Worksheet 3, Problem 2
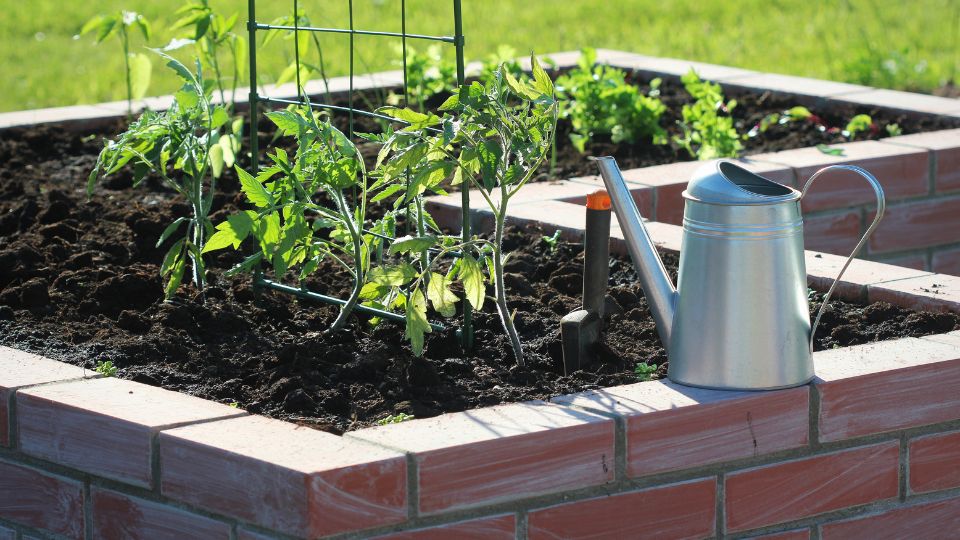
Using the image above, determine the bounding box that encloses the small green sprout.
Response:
[94,360,118,377]
[542,230,562,253]
[843,114,874,139]
[376,413,414,425]
[634,361,657,381]
[886,123,903,137]
[228,401,239,408]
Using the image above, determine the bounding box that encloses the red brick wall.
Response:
[3,330,960,539]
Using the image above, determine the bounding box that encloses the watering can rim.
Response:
[682,160,801,206]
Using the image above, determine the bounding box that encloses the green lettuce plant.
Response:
[79,11,153,117]
[556,48,667,152]
[675,69,743,160]
[89,53,231,299]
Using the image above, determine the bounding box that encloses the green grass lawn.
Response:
[1,0,958,112]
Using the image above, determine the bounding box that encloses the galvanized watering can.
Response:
[595,157,886,390]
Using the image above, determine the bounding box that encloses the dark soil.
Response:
[1,79,959,434]
[293,72,960,181]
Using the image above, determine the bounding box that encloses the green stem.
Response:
[493,207,524,366]
[208,39,227,109]
[121,28,132,118]
[329,189,363,332]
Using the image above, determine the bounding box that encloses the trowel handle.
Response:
[801,165,886,350]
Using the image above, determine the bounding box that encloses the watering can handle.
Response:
[801,165,886,350]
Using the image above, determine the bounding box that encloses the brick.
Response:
[602,51,757,81]
[0,346,91,447]
[160,415,407,538]
[348,400,614,514]
[553,381,809,477]
[835,88,960,116]
[566,173,655,217]
[92,488,230,539]
[725,442,899,532]
[373,514,516,539]
[932,247,960,275]
[0,460,84,539]
[236,528,280,540]
[881,128,960,193]
[909,430,960,494]
[803,210,862,255]
[869,197,960,253]
[868,273,960,312]
[527,478,716,540]
[752,141,929,212]
[804,250,931,302]
[820,497,960,539]
[608,219,684,257]
[815,337,960,441]
[655,180,687,225]
[874,253,927,272]
[503,200,589,241]
[17,377,244,488]
[747,529,811,540]
[729,73,870,104]
[724,73,869,101]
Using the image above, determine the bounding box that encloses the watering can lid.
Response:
[684,160,800,205]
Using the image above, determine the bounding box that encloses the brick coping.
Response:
[3,48,959,129]
[3,50,960,539]
[3,332,960,538]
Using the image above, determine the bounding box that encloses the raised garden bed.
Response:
[1,54,959,432]
[3,50,960,539]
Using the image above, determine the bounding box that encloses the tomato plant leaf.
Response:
[388,235,438,255]
[458,253,486,310]
[531,55,554,96]
[368,263,417,286]
[427,272,458,317]
[129,53,152,101]
[236,166,273,208]
[156,217,187,248]
[405,289,432,356]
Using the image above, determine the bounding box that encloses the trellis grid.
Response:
[245,0,473,348]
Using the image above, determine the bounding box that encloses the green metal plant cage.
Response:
[245,0,474,347]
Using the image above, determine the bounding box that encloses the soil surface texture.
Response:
[1,80,959,433]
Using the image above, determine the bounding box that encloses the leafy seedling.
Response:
[634,361,657,381]
[557,48,667,153]
[843,114,874,139]
[94,360,118,377]
[387,44,457,112]
[79,11,152,117]
[263,10,333,103]
[542,230,562,253]
[816,144,845,156]
[166,0,246,110]
[376,413,414,425]
[675,69,743,160]
[89,52,230,299]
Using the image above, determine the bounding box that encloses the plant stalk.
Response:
[493,208,524,366]
[121,28,132,118]
[329,189,363,332]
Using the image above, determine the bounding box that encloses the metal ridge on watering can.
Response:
[594,157,886,391]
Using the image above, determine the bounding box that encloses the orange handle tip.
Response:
[586,190,611,211]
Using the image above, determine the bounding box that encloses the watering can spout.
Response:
[593,156,677,349]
